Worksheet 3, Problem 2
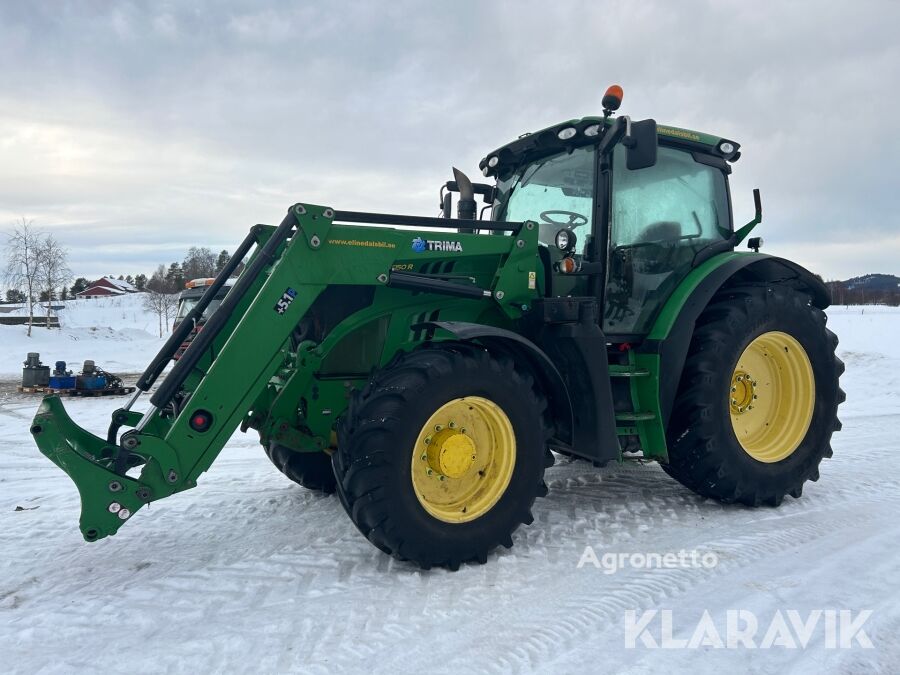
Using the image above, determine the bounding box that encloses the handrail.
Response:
[333,210,521,233]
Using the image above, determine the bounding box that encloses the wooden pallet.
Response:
[18,386,136,397]
[18,386,66,394]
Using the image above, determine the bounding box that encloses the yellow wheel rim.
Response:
[729,331,815,463]
[410,396,516,523]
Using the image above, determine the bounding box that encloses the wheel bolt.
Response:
[426,469,433,475]
[424,436,431,445]
[439,475,445,481]
[460,428,467,434]
[421,454,427,461]
[731,386,736,393]
[731,398,737,405]
[753,394,758,400]
[434,425,442,431]
[449,422,456,429]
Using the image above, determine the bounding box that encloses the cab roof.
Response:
[478,115,740,181]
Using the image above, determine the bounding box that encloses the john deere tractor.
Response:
[31,86,843,569]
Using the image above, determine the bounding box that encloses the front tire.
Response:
[334,344,552,570]
[664,285,845,506]
[265,444,337,494]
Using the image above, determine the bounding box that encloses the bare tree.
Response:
[38,234,71,327]
[142,288,180,337]
[143,264,180,337]
[182,246,217,281]
[4,218,43,336]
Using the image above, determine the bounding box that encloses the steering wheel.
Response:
[540,210,588,228]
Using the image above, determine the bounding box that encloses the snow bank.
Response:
[0,294,167,377]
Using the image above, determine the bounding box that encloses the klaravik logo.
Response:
[411,237,462,253]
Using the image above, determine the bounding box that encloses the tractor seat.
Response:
[636,221,681,244]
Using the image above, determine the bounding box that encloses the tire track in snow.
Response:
[373,487,897,674]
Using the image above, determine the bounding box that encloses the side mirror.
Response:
[624,118,658,170]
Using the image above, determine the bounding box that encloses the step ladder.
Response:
[608,356,667,460]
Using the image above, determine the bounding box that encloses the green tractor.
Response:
[32,86,843,569]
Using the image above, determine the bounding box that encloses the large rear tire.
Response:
[333,344,553,570]
[265,444,337,494]
[664,285,844,506]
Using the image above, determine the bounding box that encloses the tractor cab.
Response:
[479,85,741,338]
[174,277,236,330]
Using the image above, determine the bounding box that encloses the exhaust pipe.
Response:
[452,167,477,221]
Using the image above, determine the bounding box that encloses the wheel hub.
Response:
[729,371,757,414]
[426,427,476,478]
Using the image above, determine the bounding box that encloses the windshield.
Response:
[494,145,595,253]
[175,296,224,324]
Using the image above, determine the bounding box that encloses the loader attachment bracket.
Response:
[31,395,179,541]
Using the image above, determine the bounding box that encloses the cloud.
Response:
[0,0,897,280]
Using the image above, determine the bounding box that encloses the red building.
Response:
[76,277,139,299]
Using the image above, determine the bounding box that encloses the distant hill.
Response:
[828,274,900,306]
[843,274,900,292]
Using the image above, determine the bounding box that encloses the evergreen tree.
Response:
[70,277,89,296]
[165,262,185,290]
[216,249,230,274]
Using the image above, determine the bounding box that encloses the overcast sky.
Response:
[1,0,897,281]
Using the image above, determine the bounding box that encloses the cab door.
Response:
[603,145,732,336]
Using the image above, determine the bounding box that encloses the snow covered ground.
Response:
[1,306,898,673]
[0,295,167,377]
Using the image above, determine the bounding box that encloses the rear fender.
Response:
[639,252,830,430]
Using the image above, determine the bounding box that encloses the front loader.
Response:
[31,86,843,569]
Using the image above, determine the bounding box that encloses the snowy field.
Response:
[0,295,166,377]
[1,305,899,673]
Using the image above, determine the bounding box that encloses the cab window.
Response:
[604,145,731,335]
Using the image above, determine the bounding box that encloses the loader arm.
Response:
[32,206,311,540]
[30,203,534,541]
